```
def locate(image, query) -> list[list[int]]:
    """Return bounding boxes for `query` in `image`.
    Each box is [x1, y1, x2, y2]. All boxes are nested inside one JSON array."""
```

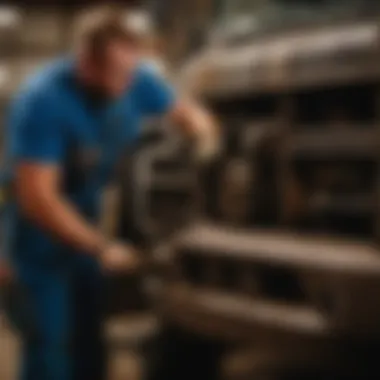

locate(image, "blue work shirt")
[[3, 57, 175, 267]]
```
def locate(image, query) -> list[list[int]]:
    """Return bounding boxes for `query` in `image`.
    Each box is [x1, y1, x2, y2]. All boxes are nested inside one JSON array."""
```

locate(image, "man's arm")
[[15, 163, 106, 254], [168, 97, 221, 161], [11, 92, 106, 254], [10, 90, 137, 270], [137, 68, 220, 161]]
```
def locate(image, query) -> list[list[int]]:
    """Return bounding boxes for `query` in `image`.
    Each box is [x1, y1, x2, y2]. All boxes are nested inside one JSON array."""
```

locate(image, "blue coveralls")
[[3, 57, 175, 380]]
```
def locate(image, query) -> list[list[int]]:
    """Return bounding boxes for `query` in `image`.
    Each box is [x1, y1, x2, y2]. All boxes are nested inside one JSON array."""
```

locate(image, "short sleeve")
[[8, 90, 64, 164], [135, 67, 176, 117]]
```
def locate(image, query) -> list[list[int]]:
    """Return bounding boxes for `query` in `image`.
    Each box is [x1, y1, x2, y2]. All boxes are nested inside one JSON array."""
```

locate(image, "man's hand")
[[193, 131, 222, 163], [99, 242, 141, 273], [0, 259, 12, 287]]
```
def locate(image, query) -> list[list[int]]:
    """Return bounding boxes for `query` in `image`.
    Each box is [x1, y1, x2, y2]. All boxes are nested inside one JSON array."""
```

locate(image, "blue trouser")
[[11, 256, 106, 380]]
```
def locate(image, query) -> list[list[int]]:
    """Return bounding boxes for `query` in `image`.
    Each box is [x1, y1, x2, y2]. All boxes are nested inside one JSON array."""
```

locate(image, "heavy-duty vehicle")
[[118, 0, 380, 377]]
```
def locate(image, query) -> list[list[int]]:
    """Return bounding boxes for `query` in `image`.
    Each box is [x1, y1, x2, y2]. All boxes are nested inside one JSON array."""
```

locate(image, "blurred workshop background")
[[3, 0, 380, 379]]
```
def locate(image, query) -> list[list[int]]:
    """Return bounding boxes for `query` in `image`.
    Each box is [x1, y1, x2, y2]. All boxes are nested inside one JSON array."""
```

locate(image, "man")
[[1, 5, 219, 380]]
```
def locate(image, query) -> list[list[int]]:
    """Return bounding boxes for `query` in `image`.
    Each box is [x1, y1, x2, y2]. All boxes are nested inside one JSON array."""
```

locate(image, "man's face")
[[81, 39, 141, 98]]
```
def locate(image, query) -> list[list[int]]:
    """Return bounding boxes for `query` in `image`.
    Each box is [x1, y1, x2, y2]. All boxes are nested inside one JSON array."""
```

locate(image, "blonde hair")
[[74, 5, 145, 62]]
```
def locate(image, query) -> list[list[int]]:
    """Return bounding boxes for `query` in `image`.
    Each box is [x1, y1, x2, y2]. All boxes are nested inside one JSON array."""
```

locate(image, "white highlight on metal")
[[295, 24, 379, 58], [203, 23, 379, 71]]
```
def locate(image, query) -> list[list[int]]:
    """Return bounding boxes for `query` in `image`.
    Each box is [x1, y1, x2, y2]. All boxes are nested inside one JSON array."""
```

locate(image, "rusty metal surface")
[[160, 284, 329, 339], [162, 223, 380, 338], [283, 128, 379, 159], [174, 223, 380, 275], [185, 20, 380, 98]]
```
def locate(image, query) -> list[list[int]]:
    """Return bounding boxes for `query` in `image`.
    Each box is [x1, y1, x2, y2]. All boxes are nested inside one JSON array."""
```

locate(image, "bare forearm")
[[172, 99, 218, 139], [21, 194, 106, 254], [171, 100, 220, 162]]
